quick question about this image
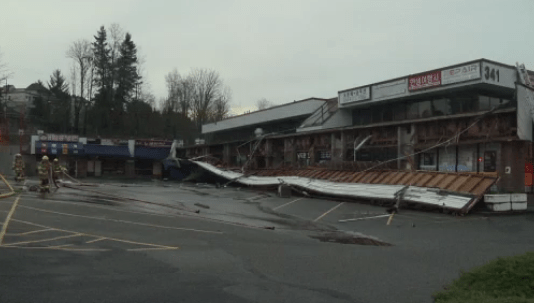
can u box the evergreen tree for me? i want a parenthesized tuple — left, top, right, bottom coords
(92, 26, 112, 133)
(46, 70, 71, 133)
(115, 33, 139, 109)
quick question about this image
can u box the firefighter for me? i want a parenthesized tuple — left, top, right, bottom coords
(52, 158, 66, 183)
(38, 156, 51, 193)
(12, 153, 25, 182)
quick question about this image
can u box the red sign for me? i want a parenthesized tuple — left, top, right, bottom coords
(408, 71, 441, 91)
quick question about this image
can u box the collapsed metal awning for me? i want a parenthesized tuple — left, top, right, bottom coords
(192, 161, 499, 214)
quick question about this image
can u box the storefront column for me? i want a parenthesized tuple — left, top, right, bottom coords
(153, 161, 162, 178)
(265, 140, 273, 168)
(223, 143, 231, 166)
(125, 160, 135, 178)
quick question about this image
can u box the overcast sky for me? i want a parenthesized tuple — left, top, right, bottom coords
(1, 0, 533, 115)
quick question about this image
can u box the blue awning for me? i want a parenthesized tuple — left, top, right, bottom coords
(36, 141, 83, 155)
(135, 147, 170, 160)
(84, 144, 132, 157)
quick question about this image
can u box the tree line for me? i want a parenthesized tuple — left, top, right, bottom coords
(26, 23, 232, 143)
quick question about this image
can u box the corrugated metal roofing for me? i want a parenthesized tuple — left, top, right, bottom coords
(247, 169, 498, 197)
(193, 161, 499, 214)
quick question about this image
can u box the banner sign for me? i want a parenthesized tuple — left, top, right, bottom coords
(339, 86, 371, 104)
(135, 140, 173, 147)
(372, 78, 408, 101)
(441, 63, 480, 85)
(40, 133, 79, 142)
(408, 71, 441, 91)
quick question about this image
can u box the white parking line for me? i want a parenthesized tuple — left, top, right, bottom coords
(273, 198, 304, 211)
(338, 214, 391, 223)
(314, 202, 345, 222)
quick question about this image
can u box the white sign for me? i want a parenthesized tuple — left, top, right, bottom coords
(339, 86, 371, 104)
(481, 61, 516, 89)
(372, 79, 408, 101)
(441, 63, 480, 85)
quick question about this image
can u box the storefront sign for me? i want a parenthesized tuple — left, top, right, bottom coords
(408, 71, 441, 91)
(481, 61, 516, 89)
(50, 134, 79, 142)
(39, 133, 79, 142)
(441, 63, 480, 85)
(339, 86, 371, 104)
(372, 78, 408, 101)
(101, 139, 128, 146)
(135, 140, 173, 147)
(62, 144, 69, 155)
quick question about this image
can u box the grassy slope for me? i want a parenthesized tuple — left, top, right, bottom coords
(433, 252, 534, 303)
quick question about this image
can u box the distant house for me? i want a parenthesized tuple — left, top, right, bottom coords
(1, 83, 56, 113)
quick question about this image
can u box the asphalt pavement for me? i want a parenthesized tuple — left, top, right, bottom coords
(1, 178, 533, 303)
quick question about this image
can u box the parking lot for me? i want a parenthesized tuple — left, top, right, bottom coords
(1, 179, 533, 303)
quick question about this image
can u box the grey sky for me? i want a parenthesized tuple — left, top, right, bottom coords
(1, 0, 533, 115)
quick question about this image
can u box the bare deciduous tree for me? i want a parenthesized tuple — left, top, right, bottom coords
(190, 68, 223, 130)
(0, 48, 14, 90)
(256, 98, 276, 110)
(165, 69, 195, 117)
(66, 39, 92, 132)
(210, 86, 232, 121)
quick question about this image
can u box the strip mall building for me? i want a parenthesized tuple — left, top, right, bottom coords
(189, 59, 534, 193)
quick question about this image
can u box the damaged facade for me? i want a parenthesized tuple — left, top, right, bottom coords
(182, 59, 534, 194)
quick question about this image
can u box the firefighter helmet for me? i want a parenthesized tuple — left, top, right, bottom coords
(54, 158, 59, 162)
(42, 156, 49, 161)
(15, 153, 22, 158)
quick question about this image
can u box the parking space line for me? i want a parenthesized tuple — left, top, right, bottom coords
(86, 237, 107, 244)
(314, 202, 345, 222)
(16, 204, 223, 235)
(126, 247, 179, 251)
(5, 228, 56, 236)
(0, 195, 21, 246)
(2, 233, 82, 247)
(273, 198, 304, 211)
(338, 214, 391, 223)
(47, 244, 74, 249)
(9, 218, 180, 250)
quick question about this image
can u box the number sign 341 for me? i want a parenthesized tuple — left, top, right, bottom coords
(484, 66, 500, 82)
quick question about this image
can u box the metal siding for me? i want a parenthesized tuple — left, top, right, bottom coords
(517, 85, 533, 141)
(202, 99, 326, 134)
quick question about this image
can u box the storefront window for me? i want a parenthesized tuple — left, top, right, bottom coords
(383, 106, 393, 122)
(432, 98, 452, 116)
(406, 102, 419, 119)
(372, 106, 382, 123)
(393, 103, 406, 121)
(456, 95, 477, 113)
(478, 95, 491, 111)
(419, 100, 432, 118)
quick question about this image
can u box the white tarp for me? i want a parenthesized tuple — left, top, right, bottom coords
(193, 161, 474, 211)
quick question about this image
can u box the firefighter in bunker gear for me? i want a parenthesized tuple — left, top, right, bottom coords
(52, 158, 66, 183)
(38, 156, 51, 193)
(12, 153, 25, 182)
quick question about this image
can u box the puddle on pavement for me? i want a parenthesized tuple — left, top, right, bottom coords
(310, 231, 392, 246)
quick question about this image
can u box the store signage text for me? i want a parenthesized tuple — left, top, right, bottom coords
(408, 71, 441, 91)
(339, 86, 371, 104)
